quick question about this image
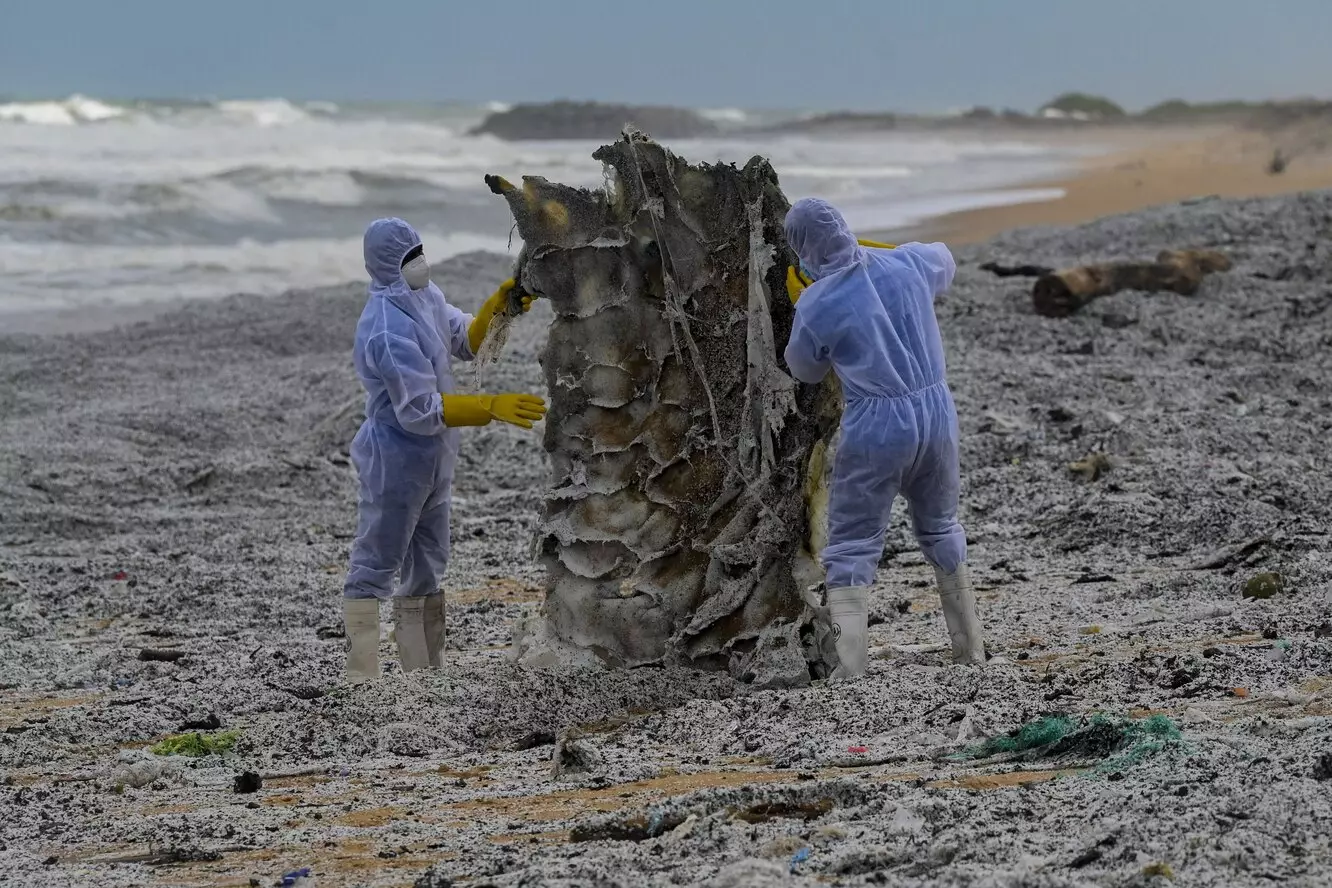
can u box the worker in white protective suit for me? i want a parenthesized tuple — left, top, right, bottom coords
(342, 217, 546, 682)
(782, 198, 984, 677)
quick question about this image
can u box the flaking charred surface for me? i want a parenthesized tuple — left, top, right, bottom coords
(488, 133, 842, 683)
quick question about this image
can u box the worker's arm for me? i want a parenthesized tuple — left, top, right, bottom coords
(783, 312, 833, 385)
(370, 333, 445, 437)
(894, 242, 956, 299)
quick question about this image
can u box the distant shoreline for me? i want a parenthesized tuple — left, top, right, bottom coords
(873, 124, 1332, 246)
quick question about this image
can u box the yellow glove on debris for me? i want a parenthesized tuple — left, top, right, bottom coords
(441, 393, 547, 430)
(786, 266, 813, 305)
(467, 279, 535, 353)
(787, 241, 896, 305)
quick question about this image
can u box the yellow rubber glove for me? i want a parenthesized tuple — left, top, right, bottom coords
(467, 279, 535, 354)
(786, 241, 895, 305)
(440, 393, 547, 430)
(786, 266, 814, 305)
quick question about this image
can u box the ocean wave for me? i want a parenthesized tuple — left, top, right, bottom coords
(782, 164, 913, 180)
(0, 95, 128, 126)
(699, 107, 750, 124)
(0, 230, 517, 311)
(215, 99, 313, 128)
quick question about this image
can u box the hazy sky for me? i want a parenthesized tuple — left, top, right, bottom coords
(3, 0, 1330, 112)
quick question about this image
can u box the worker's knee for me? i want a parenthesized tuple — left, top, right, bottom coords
(915, 524, 967, 574)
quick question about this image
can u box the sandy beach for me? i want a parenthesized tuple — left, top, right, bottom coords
(915, 124, 1332, 244)
(2, 124, 1332, 887)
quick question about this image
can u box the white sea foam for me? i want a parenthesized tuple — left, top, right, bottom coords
(216, 99, 311, 127)
(0, 95, 128, 126)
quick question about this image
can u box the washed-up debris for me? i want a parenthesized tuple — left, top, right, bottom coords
(111, 757, 168, 790)
(569, 780, 865, 843)
(1242, 571, 1286, 599)
(979, 261, 1055, 278)
(1070, 848, 1103, 868)
(488, 132, 842, 682)
(1069, 453, 1112, 482)
(789, 847, 811, 873)
(954, 714, 1182, 770)
(1032, 249, 1232, 317)
(101, 845, 222, 865)
(150, 729, 241, 757)
(551, 734, 602, 780)
(413, 867, 454, 888)
(280, 867, 313, 887)
(1187, 536, 1269, 571)
(179, 712, 222, 731)
(513, 731, 557, 751)
(138, 648, 185, 662)
(1142, 861, 1176, 881)
(233, 771, 262, 794)
(180, 465, 216, 492)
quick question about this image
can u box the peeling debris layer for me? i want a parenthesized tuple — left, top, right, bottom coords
(485, 133, 842, 682)
(2, 191, 1332, 887)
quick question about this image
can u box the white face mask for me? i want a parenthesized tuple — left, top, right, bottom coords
(401, 255, 431, 290)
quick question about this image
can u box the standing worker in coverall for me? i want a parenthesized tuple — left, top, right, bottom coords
(783, 198, 984, 677)
(341, 217, 546, 682)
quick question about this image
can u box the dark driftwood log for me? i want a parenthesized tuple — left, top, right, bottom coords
(1032, 249, 1232, 318)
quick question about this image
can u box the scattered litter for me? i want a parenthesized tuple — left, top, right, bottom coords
(979, 261, 1054, 278)
(1187, 537, 1269, 571)
(111, 571, 128, 581)
(179, 712, 222, 731)
(111, 757, 167, 790)
(1069, 453, 1112, 482)
(1142, 861, 1176, 881)
(181, 465, 216, 492)
(1314, 754, 1332, 781)
(233, 771, 262, 794)
(847, 746, 868, 755)
(789, 847, 811, 873)
(513, 731, 557, 751)
(151, 729, 241, 757)
(551, 734, 602, 780)
(280, 867, 313, 887)
(138, 648, 186, 663)
(954, 714, 1183, 771)
(1230, 687, 1250, 698)
(1069, 848, 1103, 868)
(1242, 571, 1285, 599)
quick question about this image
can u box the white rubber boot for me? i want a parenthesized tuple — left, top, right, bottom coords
(423, 592, 446, 669)
(936, 563, 985, 665)
(343, 598, 382, 684)
(392, 597, 432, 672)
(827, 586, 869, 678)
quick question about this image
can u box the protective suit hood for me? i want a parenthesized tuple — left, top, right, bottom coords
(785, 198, 862, 280)
(364, 217, 423, 289)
